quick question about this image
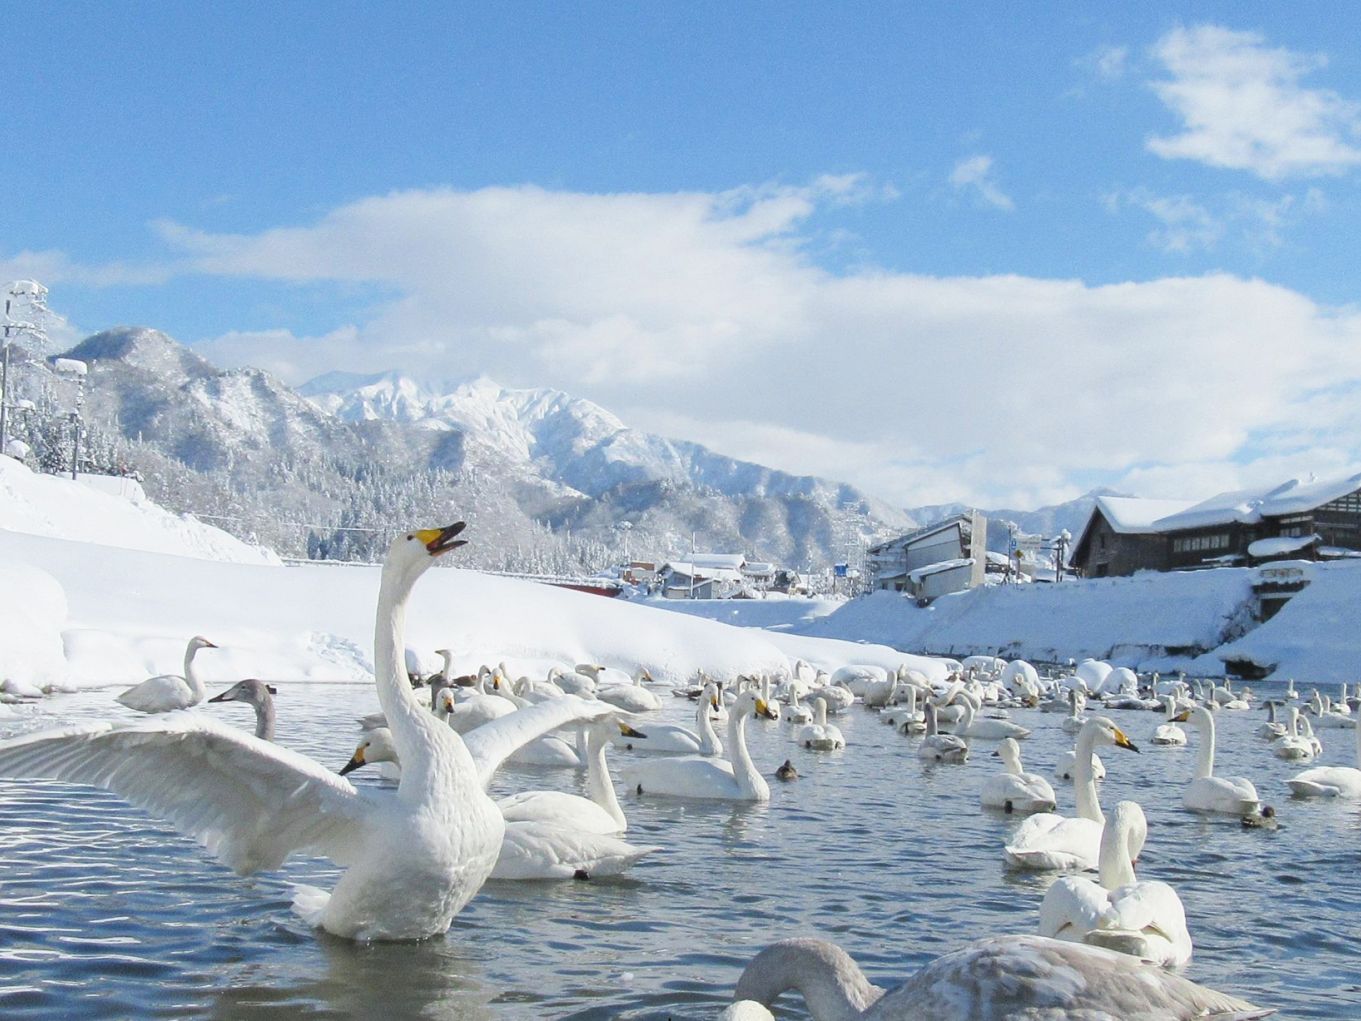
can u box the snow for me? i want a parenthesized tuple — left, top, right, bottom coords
(1247, 534, 1318, 558)
(1153, 471, 1361, 531)
(0, 467, 937, 691)
(1092, 495, 1195, 533)
(908, 557, 973, 582)
(0, 457, 280, 565)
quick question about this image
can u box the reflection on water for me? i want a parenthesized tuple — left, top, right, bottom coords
(0, 680, 1359, 1019)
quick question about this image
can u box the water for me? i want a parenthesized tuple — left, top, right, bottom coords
(0, 682, 1357, 1019)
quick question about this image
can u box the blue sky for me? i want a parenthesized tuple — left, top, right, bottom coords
(7, 4, 1361, 509)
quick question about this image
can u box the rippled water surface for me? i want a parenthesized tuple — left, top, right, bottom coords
(0, 680, 1358, 1019)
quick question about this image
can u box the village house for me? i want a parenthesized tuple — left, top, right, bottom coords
(866, 511, 988, 602)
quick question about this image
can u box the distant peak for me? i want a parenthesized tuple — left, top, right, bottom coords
(64, 326, 216, 381)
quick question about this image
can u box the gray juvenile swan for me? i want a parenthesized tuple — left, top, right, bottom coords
(207, 679, 278, 740)
(725, 935, 1273, 1020)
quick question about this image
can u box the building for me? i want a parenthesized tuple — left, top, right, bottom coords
(656, 553, 750, 599)
(1070, 473, 1361, 577)
(1069, 495, 1195, 578)
(867, 511, 988, 602)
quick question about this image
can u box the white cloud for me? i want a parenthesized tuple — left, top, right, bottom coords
(1108, 189, 1225, 253)
(27, 181, 1361, 510)
(949, 155, 1015, 211)
(1080, 44, 1129, 82)
(1106, 185, 1324, 255)
(1147, 24, 1361, 180)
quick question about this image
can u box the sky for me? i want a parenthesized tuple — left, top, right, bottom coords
(6, 3, 1361, 511)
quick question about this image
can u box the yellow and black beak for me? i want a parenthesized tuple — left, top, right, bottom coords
(1113, 728, 1140, 753)
(415, 522, 467, 557)
(755, 698, 777, 721)
(1172, 710, 1191, 722)
(339, 745, 368, 776)
(618, 721, 648, 739)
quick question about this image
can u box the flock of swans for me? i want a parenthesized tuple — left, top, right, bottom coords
(1, 524, 1356, 1016)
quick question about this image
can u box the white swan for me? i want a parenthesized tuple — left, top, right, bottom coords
(784, 687, 813, 725)
(1289, 701, 1361, 798)
(725, 934, 1270, 1020)
(1054, 747, 1106, 782)
(1271, 706, 1315, 762)
(595, 668, 662, 713)
(1256, 700, 1288, 741)
(498, 716, 643, 834)
(798, 697, 846, 751)
(613, 682, 723, 756)
(490, 820, 660, 880)
(1004, 717, 1140, 872)
(1181, 705, 1261, 817)
(1060, 688, 1087, 735)
(917, 701, 968, 763)
(953, 691, 1031, 740)
(1038, 800, 1193, 967)
(115, 636, 218, 712)
(1150, 695, 1187, 746)
(206, 679, 277, 741)
(621, 689, 776, 801)
(0, 524, 620, 941)
(981, 738, 1056, 815)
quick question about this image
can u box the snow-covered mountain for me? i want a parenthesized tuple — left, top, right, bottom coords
(45, 328, 910, 569)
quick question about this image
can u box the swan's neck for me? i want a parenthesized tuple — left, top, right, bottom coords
(253, 698, 276, 741)
(1073, 728, 1104, 823)
(727, 708, 767, 799)
(183, 644, 207, 703)
(1098, 810, 1137, 890)
(733, 939, 883, 1021)
(815, 699, 828, 727)
(1266, 701, 1277, 724)
(1194, 710, 1216, 779)
(375, 565, 478, 806)
(697, 699, 721, 755)
(585, 726, 625, 829)
(1354, 709, 1361, 768)
(905, 686, 917, 713)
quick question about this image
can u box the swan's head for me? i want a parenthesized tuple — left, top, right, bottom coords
(993, 736, 1022, 768)
(436, 689, 458, 714)
(189, 636, 218, 652)
(385, 523, 467, 583)
(207, 679, 276, 705)
(1082, 715, 1139, 753)
(340, 728, 397, 775)
(616, 719, 647, 739)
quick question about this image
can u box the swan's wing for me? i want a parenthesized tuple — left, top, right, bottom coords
(462, 695, 617, 787)
(1102, 880, 1189, 941)
(1037, 876, 1109, 940)
(0, 713, 373, 875)
(876, 935, 1273, 1020)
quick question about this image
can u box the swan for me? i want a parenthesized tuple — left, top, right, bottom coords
(784, 687, 813, 725)
(953, 692, 1030, 740)
(1151, 695, 1187, 746)
(613, 682, 722, 755)
(1181, 705, 1261, 817)
(1054, 748, 1106, 782)
(490, 820, 660, 880)
(1038, 800, 1192, 967)
(497, 716, 643, 834)
(798, 697, 846, 751)
(725, 934, 1270, 1020)
(981, 738, 1056, 814)
(882, 685, 924, 732)
(1004, 717, 1140, 872)
(1060, 688, 1087, 735)
(0, 523, 621, 942)
(115, 636, 218, 713)
(1271, 706, 1316, 761)
(1289, 700, 1361, 798)
(596, 668, 662, 713)
(621, 689, 776, 801)
(1297, 714, 1324, 757)
(917, 701, 967, 763)
(206, 679, 277, 740)
(1256, 700, 1287, 740)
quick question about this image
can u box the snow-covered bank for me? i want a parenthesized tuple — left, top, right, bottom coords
(0, 529, 943, 690)
(0, 457, 279, 565)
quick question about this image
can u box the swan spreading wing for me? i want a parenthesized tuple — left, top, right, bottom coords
(461, 694, 618, 787)
(0, 712, 372, 874)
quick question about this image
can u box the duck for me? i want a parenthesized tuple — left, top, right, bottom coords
(981, 738, 1056, 815)
(205, 679, 277, 741)
(916, 701, 968, 763)
(1038, 800, 1192, 967)
(1150, 695, 1188, 746)
(1289, 698, 1361, 798)
(775, 759, 799, 781)
(621, 689, 776, 801)
(723, 934, 1269, 1020)
(115, 636, 218, 713)
(797, 697, 846, 751)
(1181, 705, 1261, 817)
(497, 716, 644, 834)
(0, 524, 622, 942)
(1004, 717, 1140, 872)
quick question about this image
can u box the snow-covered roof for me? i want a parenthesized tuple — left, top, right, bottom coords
(1093, 495, 1196, 534)
(908, 557, 974, 582)
(1247, 534, 1319, 558)
(1154, 472, 1361, 532)
(690, 552, 746, 571)
(742, 561, 775, 575)
(661, 562, 744, 583)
